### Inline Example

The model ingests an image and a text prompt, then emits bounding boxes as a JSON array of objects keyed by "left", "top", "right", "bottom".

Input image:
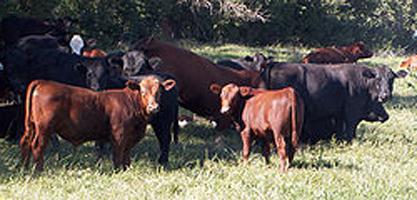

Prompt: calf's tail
[
  {"left": 20, "top": 80, "right": 40, "bottom": 152},
  {"left": 290, "top": 88, "right": 304, "bottom": 149}
]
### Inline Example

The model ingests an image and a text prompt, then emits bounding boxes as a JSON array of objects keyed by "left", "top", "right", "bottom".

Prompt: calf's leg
[
  {"left": 31, "top": 125, "right": 51, "bottom": 171},
  {"left": 262, "top": 138, "right": 271, "bottom": 164},
  {"left": 240, "top": 127, "right": 251, "bottom": 163},
  {"left": 272, "top": 125, "right": 289, "bottom": 172},
  {"left": 19, "top": 127, "right": 33, "bottom": 168}
]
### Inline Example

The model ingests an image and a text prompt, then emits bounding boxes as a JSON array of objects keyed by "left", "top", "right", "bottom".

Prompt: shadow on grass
[
  {"left": 0, "top": 119, "right": 363, "bottom": 176},
  {"left": 385, "top": 95, "right": 417, "bottom": 110},
  {"left": 292, "top": 154, "right": 358, "bottom": 171}
]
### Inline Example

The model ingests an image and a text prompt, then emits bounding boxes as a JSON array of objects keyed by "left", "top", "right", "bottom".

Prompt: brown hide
[
  {"left": 20, "top": 77, "right": 173, "bottom": 170},
  {"left": 215, "top": 84, "right": 304, "bottom": 172},
  {"left": 134, "top": 38, "right": 262, "bottom": 130},
  {"left": 302, "top": 42, "right": 373, "bottom": 64}
]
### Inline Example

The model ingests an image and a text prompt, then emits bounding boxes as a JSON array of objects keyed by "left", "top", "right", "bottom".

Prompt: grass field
[{"left": 1, "top": 44, "right": 417, "bottom": 199}]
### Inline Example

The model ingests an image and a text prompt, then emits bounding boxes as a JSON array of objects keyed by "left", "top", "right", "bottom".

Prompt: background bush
[{"left": 1, "top": 0, "right": 416, "bottom": 51}]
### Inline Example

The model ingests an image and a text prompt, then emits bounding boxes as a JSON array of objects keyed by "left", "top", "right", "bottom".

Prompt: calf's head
[
  {"left": 210, "top": 83, "right": 253, "bottom": 114},
  {"left": 126, "top": 76, "right": 176, "bottom": 115},
  {"left": 363, "top": 66, "right": 408, "bottom": 103}
]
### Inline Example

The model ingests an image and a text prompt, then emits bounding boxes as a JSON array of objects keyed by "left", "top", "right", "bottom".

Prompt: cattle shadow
[
  {"left": 385, "top": 95, "right": 417, "bottom": 110},
  {"left": 130, "top": 124, "right": 244, "bottom": 170},
  {"left": 292, "top": 157, "right": 358, "bottom": 171},
  {"left": 0, "top": 121, "right": 362, "bottom": 175}
]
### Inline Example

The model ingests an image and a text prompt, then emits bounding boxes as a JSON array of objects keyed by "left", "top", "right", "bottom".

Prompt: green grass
[{"left": 1, "top": 44, "right": 417, "bottom": 199}]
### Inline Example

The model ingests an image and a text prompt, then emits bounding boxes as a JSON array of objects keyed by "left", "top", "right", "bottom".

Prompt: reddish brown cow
[
  {"left": 400, "top": 55, "right": 417, "bottom": 70},
  {"left": 83, "top": 49, "right": 107, "bottom": 58},
  {"left": 211, "top": 84, "right": 304, "bottom": 172},
  {"left": 20, "top": 76, "right": 176, "bottom": 171},
  {"left": 302, "top": 42, "right": 373, "bottom": 64},
  {"left": 133, "top": 38, "right": 262, "bottom": 130}
]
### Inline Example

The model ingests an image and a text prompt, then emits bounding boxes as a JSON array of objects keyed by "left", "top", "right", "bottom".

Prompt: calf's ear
[
  {"left": 210, "top": 83, "right": 222, "bottom": 94},
  {"left": 362, "top": 68, "right": 376, "bottom": 79},
  {"left": 395, "top": 70, "right": 408, "bottom": 78},
  {"left": 162, "top": 79, "right": 176, "bottom": 91},
  {"left": 239, "top": 86, "right": 253, "bottom": 97},
  {"left": 125, "top": 80, "right": 140, "bottom": 90}
]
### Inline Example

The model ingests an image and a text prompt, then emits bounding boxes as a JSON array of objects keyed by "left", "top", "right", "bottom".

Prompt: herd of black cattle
[{"left": 0, "top": 15, "right": 410, "bottom": 171}]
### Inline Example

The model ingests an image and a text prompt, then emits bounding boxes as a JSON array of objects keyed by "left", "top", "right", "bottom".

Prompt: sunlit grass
[{"left": 0, "top": 44, "right": 416, "bottom": 199}]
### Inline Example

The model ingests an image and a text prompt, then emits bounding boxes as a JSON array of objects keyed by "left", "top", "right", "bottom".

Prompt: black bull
[{"left": 261, "top": 62, "right": 407, "bottom": 143}]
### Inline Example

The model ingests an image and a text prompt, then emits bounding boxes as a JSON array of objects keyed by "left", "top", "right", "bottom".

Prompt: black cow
[
  {"left": 261, "top": 62, "right": 406, "bottom": 142},
  {"left": 0, "top": 65, "right": 14, "bottom": 102},
  {"left": 3, "top": 48, "right": 121, "bottom": 93},
  {"left": 0, "top": 15, "right": 73, "bottom": 47},
  {"left": 217, "top": 53, "right": 274, "bottom": 71},
  {"left": 0, "top": 39, "right": 123, "bottom": 143},
  {"left": 96, "top": 50, "right": 179, "bottom": 165}
]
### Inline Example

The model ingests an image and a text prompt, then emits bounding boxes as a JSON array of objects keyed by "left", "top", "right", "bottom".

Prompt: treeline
[{"left": 1, "top": 0, "right": 416, "bottom": 51}]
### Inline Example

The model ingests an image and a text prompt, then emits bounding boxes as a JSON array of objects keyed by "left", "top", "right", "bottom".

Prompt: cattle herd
[{"left": 0, "top": 15, "right": 411, "bottom": 172}]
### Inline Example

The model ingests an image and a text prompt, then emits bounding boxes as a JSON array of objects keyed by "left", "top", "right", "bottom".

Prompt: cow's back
[
  {"left": 242, "top": 89, "right": 294, "bottom": 133},
  {"left": 263, "top": 63, "right": 362, "bottom": 118},
  {"left": 136, "top": 39, "right": 260, "bottom": 119},
  {"left": 28, "top": 80, "right": 110, "bottom": 143},
  {"left": 1, "top": 16, "right": 51, "bottom": 46}
]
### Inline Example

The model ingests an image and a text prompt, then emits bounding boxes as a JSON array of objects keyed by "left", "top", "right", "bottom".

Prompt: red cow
[
  {"left": 302, "top": 42, "right": 373, "bottom": 64},
  {"left": 210, "top": 83, "right": 304, "bottom": 172},
  {"left": 133, "top": 38, "right": 262, "bottom": 130},
  {"left": 400, "top": 55, "right": 417, "bottom": 70},
  {"left": 83, "top": 49, "right": 107, "bottom": 58},
  {"left": 20, "top": 76, "right": 176, "bottom": 171}
]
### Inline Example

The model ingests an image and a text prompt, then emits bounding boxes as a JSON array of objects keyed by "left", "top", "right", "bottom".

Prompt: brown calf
[
  {"left": 302, "top": 42, "right": 373, "bottom": 64},
  {"left": 20, "top": 76, "right": 176, "bottom": 171},
  {"left": 211, "top": 84, "right": 304, "bottom": 172}
]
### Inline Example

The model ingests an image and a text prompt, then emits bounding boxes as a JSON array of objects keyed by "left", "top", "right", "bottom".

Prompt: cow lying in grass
[
  {"left": 20, "top": 76, "right": 176, "bottom": 171},
  {"left": 211, "top": 83, "right": 304, "bottom": 172},
  {"left": 302, "top": 42, "right": 373, "bottom": 64}
]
